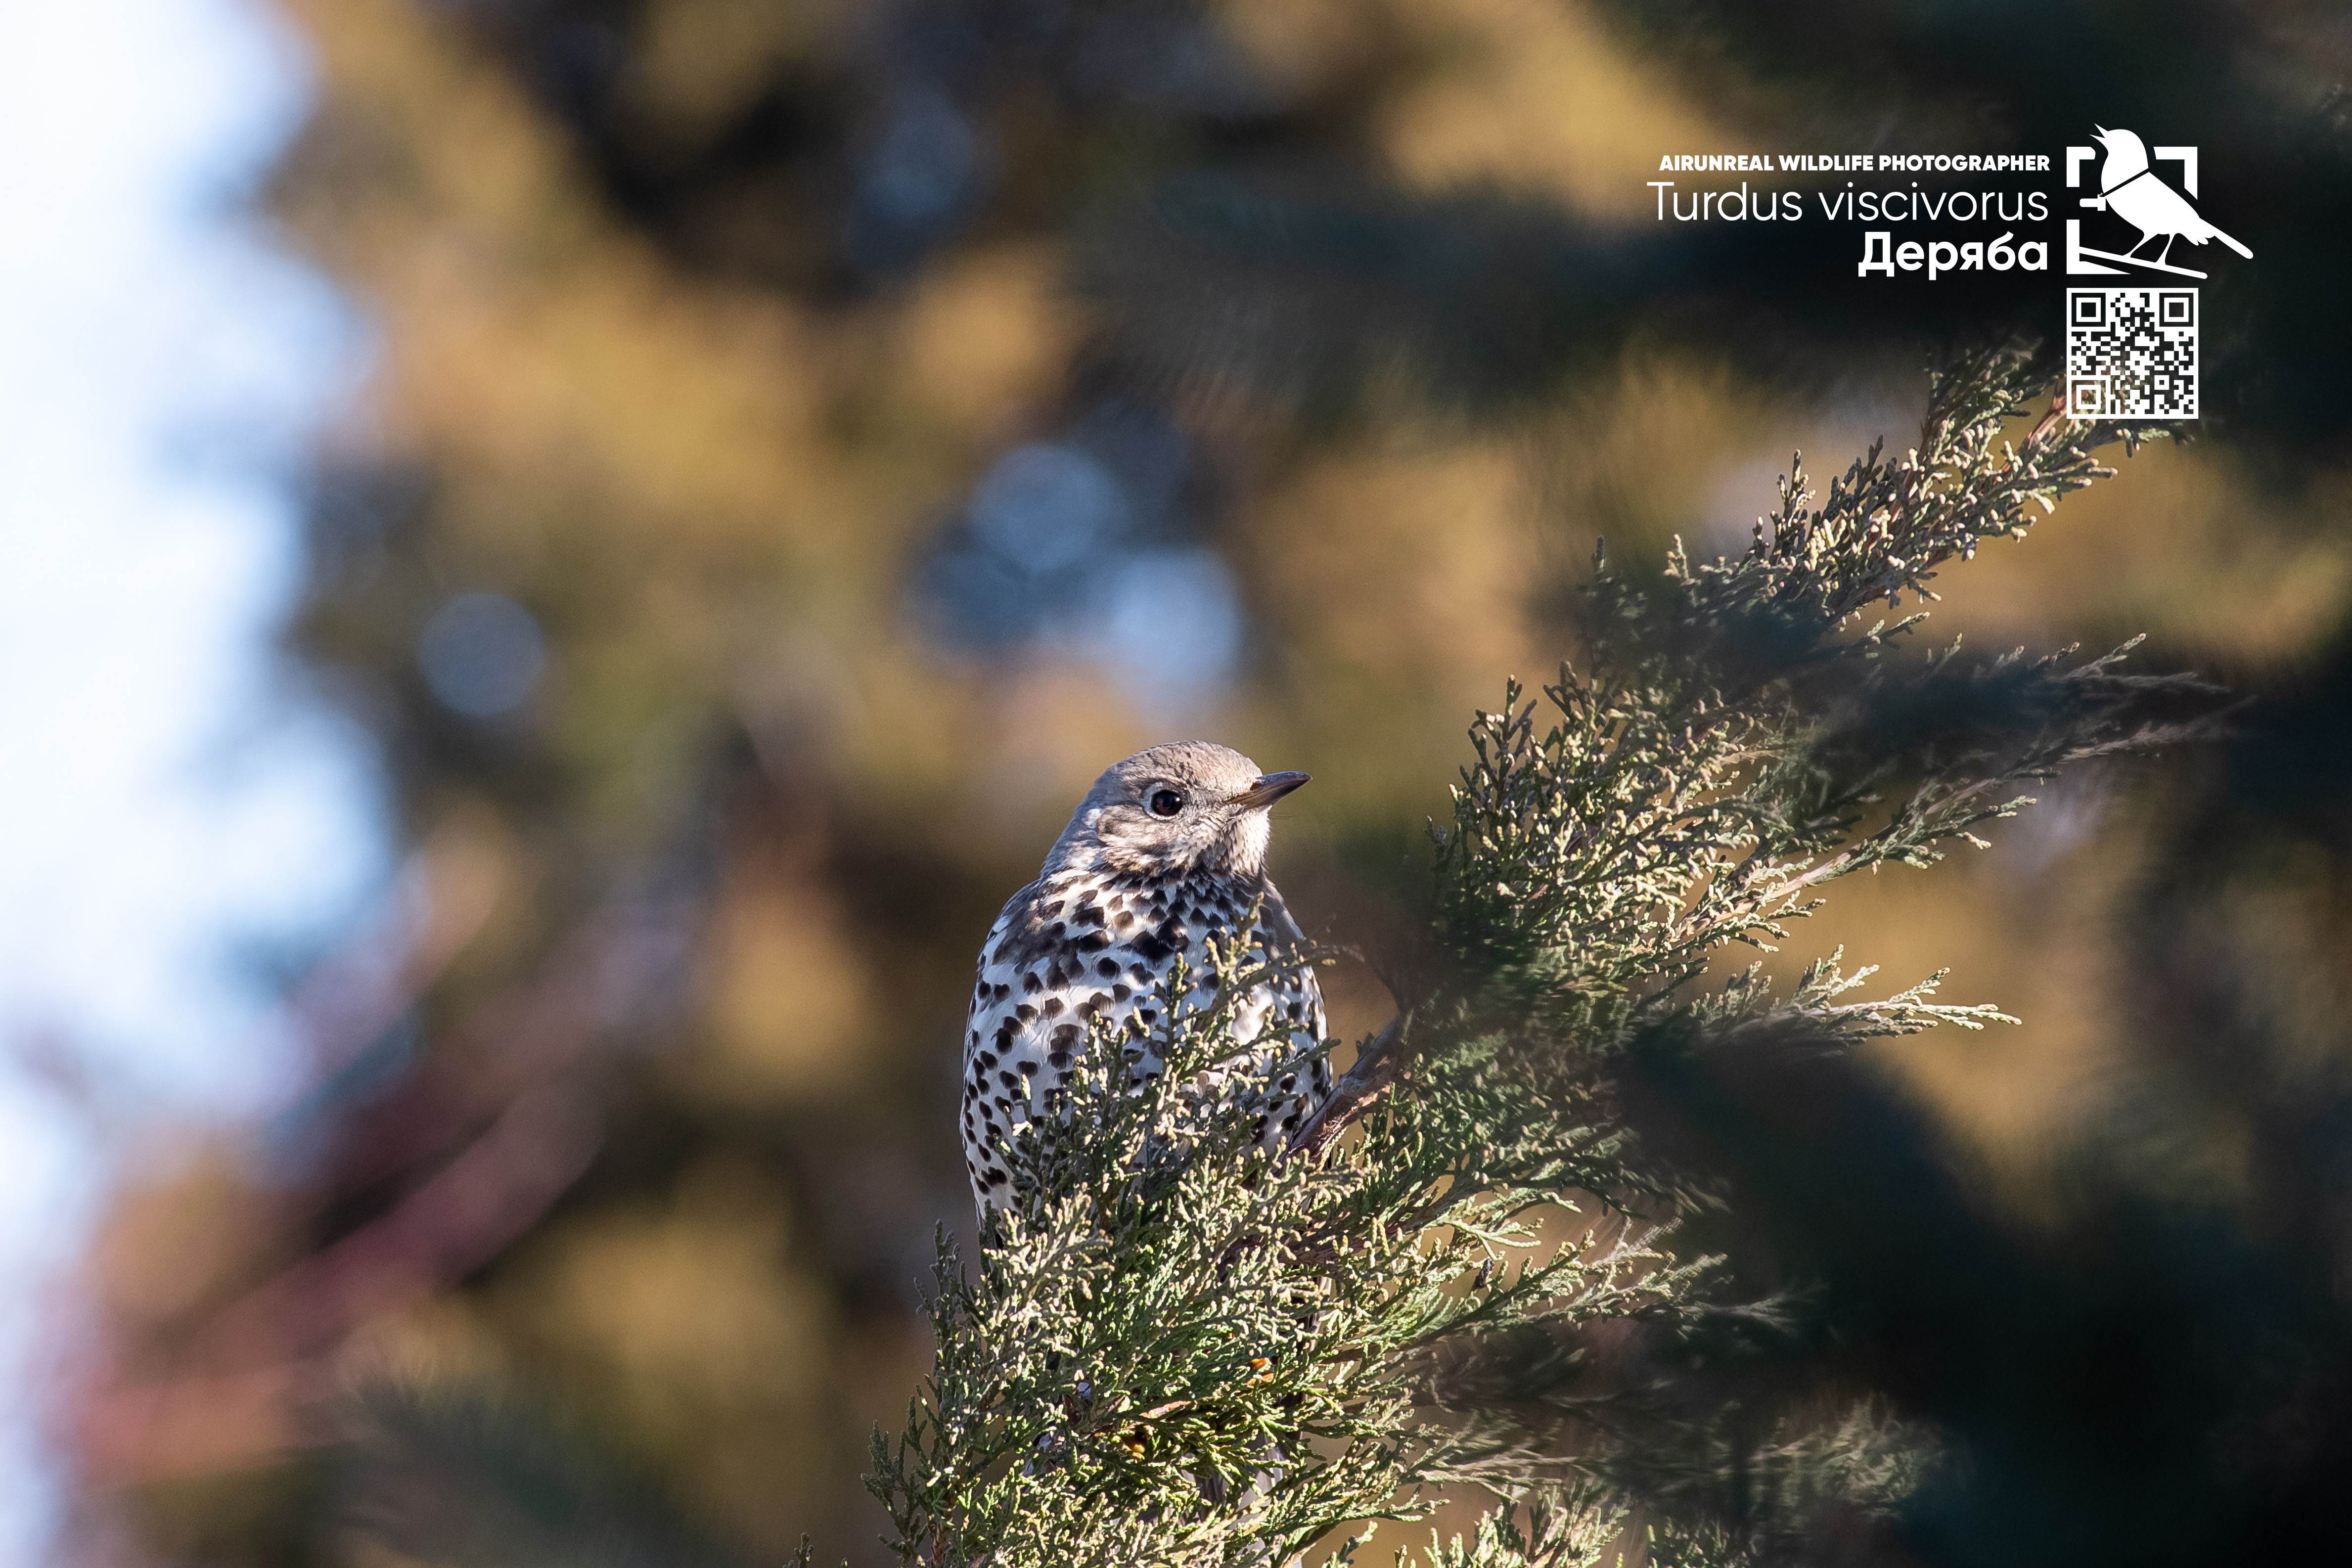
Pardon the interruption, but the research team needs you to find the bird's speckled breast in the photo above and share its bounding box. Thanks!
[959,864,1329,1212]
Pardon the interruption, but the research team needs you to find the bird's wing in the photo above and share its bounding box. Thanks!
[1254,878,1328,1041]
[975,878,1054,974]
[1260,883,1331,1105]
[2120,179,2208,236]
[967,882,1035,1021]
[1254,876,1310,953]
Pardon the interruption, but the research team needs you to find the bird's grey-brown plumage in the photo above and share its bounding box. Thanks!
[961,741,1329,1213]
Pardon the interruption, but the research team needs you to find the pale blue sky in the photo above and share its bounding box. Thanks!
[0,0,386,1558]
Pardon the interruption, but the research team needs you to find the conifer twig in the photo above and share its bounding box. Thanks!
[870,348,2226,1568]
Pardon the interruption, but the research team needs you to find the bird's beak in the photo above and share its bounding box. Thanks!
[1231,771,1311,809]
[2093,126,2110,143]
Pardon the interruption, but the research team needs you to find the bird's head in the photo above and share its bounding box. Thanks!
[1048,741,1310,880]
[2092,126,2150,174]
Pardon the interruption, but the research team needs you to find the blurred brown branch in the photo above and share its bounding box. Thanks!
[64,840,712,1488]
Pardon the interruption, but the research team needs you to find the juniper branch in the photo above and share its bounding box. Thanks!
[869,347,2225,1568]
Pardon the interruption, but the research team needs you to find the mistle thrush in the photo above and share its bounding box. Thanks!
[961,741,1330,1215]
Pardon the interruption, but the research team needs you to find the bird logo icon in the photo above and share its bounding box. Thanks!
[2067,128,2251,278]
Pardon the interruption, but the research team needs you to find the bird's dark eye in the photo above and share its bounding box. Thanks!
[1148,788,1184,818]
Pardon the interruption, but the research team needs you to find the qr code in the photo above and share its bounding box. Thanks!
[2066,288,2197,418]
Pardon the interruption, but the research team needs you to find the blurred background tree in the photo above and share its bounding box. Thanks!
[47,2,2352,1566]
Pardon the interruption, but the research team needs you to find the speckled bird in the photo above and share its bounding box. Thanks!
[961,742,1329,1214]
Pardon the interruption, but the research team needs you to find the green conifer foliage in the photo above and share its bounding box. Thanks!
[868,350,2220,1567]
